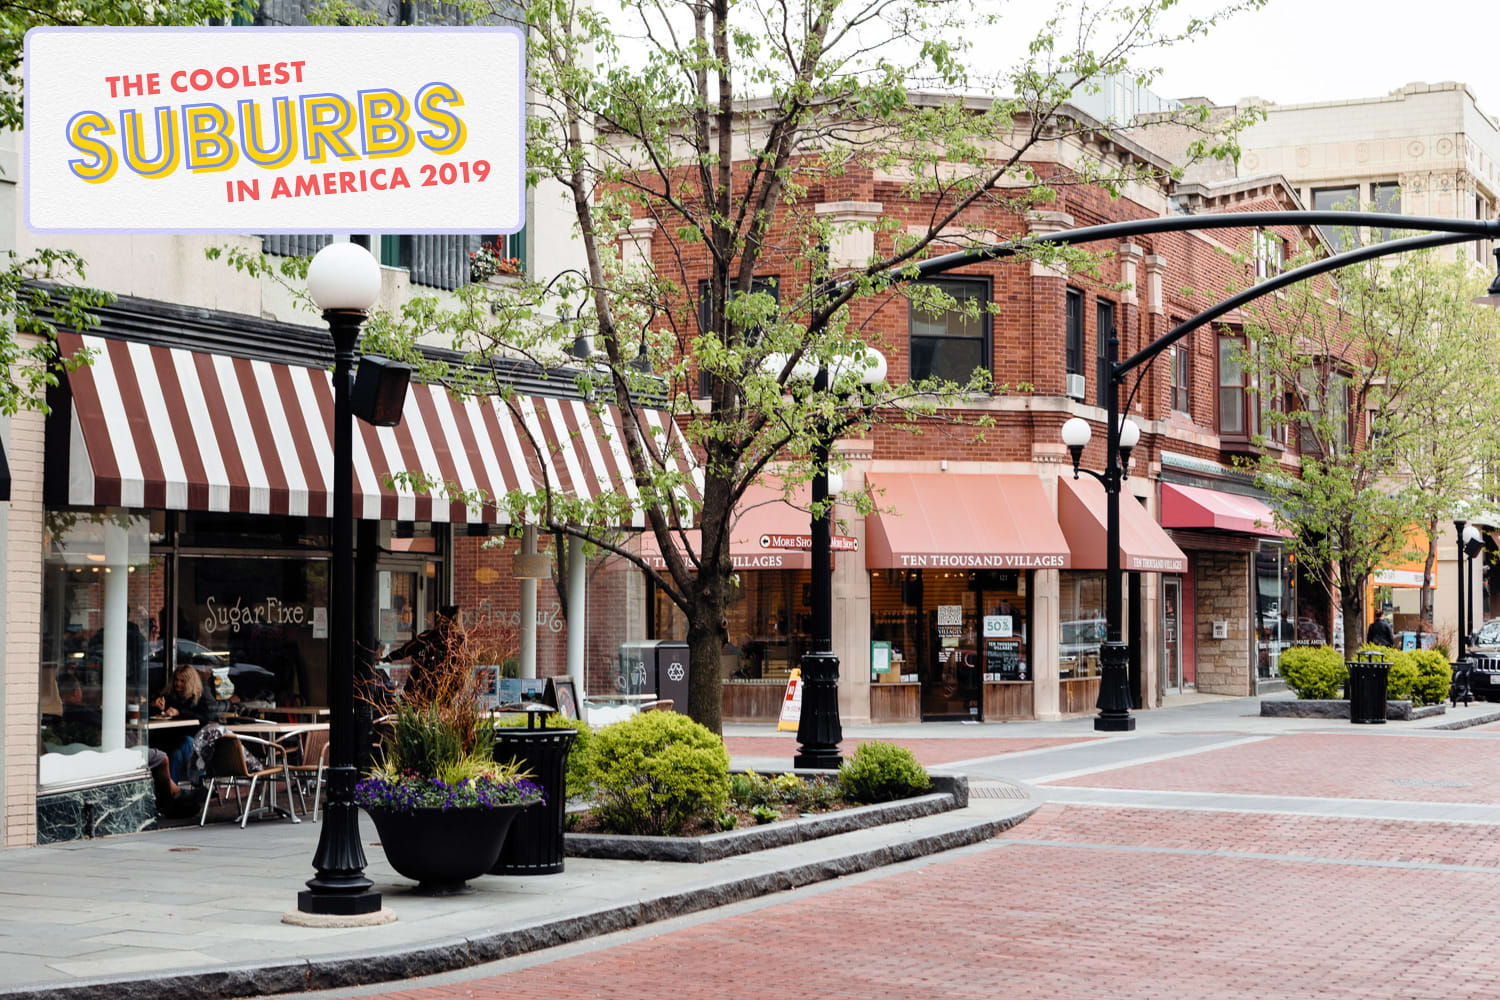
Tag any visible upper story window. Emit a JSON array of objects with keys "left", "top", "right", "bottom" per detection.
[
  {"left": 1095, "top": 299, "right": 1116, "bottom": 406},
  {"left": 699, "top": 277, "right": 779, "bottom": 397},
  {"left": 1297, "top": 367, "right": 1352, "bottom": 457},
  {"left": 908, "top": 277, "right": 991, "bottom": 384},
  {"left": 1372, "top": 183, "right": 1401, "bottom": 243},
  {"left": 1312, "top": 186, "right": 1361, "bottom": 253},
  {"left": 1065, "top": 288, "right": 1085, "bottom": 377},
  {"left": 1169, "top": 341, "right": 1190, "bottom": 414},
  {"left": 1217, "top": 334, "right": 1254, "bottom": 440},
  {"left": 1253, "top": 231, "right": 1283, "bottom": 279},
  {"left": 1259, "top": 372, "right": 1287, "bottom": 448}
]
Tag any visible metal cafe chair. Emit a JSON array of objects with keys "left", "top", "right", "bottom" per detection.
[
  {"left": 283, "top": 727, "right": 330, "bottom": 822},
  {"left": 198, "top": 732, "right": 300, "bottom": 829}
]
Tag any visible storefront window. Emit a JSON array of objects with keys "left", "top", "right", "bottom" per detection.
[
  {"left": 651, "top": 570, "right": 813, "bottom": 682},
  {"left": 1255, "top": 542, "right": 1296, "bottom": 678},
  {"left": 173, "top": 555, "right": 330, "bottom": 706},
  {"left": 1060, "top": 571, "right": 1106, "bottom": 680},
  {"left": 39, "top": 511, "right": 153, "bottom": 778},
  {"left": 871, "top": 569, "right": 1029, "bottom": 720}
]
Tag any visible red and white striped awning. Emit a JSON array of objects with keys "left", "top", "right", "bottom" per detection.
[{"left": 58, "top": 333, "right": 700, "bottom": 526}]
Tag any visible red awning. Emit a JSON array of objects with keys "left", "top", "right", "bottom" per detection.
[
  {"left": 57, "top": 333, "right": 699, "bottom": 526},
  {"left": 1160, "top": 483, "right": 1286, "bottom": 538},
  {"left": 865, "top": 473, "right": 1070, "bottom": 570},
  {"left": 1058, "top": 476, "right": 1188, "bottom": 574},
  {"left": 641, "top": 480, "right": 854, "bottom": 571}
]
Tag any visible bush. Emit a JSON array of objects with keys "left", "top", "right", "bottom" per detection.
[
  {"left": 1409, "top": 650, "right": 1453, "bottom": 706},
  {"left": 1356, "top": 645, "right": 1416, "bottom": 702},
  {"left": 837, "top": 741, "right": 930, "bottom": 804},
  {"left": 583, "top": 712, "right": 729, "bottom": 836},
  {"left": 493, "top": 712, "right": 594, "bottom": 802},
  {"left": 1278, "top": 645, "right": 1348, "bottom": 700},
  {"left": 729, "top": 771, "right": 777, "bottom": 810}
]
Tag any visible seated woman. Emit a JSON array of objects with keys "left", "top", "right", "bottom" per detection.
[{"left": 153, "top": 664, "right": 220, "bottom": 782}]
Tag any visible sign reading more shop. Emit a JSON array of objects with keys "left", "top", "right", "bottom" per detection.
[{"left": 24, "top": 27, "right": 524, "bottom": 233}]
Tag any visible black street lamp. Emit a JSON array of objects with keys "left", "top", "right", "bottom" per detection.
[
  {"left": 1464, "top": 523, "right": 1484, "bottom": 648},
  {"left": 297, "top": 242, "right": 387, "bottom": 918},
  {"left": 1060, "top": 399, "right": 1141, "bottom": 732},
  {"left": 775, "top": 347, "right": 886, "bottom": 769}
]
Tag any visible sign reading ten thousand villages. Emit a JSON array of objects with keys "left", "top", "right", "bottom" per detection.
[{"left": 23, "top": 27, "right": 524, "bottom": 234}]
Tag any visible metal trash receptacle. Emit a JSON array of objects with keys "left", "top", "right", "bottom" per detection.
[
  {"left": 1347, "top": 653, "right": 1390, "bottom": 725},
  {"left": 493, "top": 717, "right": 577, "bottom": 876}
]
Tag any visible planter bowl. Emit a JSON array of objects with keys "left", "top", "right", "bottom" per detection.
[{"left": 365, "top": 802, "right": 528, "bottom": 895}]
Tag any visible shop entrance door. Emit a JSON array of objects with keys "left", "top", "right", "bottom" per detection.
[
  {"left": 1163, "top": 578, "right": 1190, "bottom": 693},
  {"left": 923, "top": 601, "right": 985, "bottom": 720}
]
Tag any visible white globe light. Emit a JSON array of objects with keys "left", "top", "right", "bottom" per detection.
[
  {"left": 760, "top": 352, "right": 818, "bottom": 382},
  {"left": 760, "top": 352, "right": 788, "bottom": 377},
  {"left": 307, "top": 241, "right": 382, "bottom": 311},
  {"left": 826, "top": 468, "right": 844, "bottom": 496},
  {"left": 1118, "top": 418, "right": 1141, "bottom": 449},
  {"left": 1060, "top": 417, "right": 1092, "bottom": 448},
  {"left": 1463, "top": 524, "right": 1483, "bottom": 545},
  {"left": 859, "top": 347, "right": 888, "bottom": 385}
]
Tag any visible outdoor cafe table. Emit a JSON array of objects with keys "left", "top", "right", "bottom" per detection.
[
  {"left": 146, "top": 718, "right": 200, "bottom": 731},
  {"left": 226, "top": 721, "right": 329, "bottom": 738}
]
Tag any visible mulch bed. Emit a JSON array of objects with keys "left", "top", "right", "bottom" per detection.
[{"left": 569, "top": 799, "right": 856, "bottom": 837}]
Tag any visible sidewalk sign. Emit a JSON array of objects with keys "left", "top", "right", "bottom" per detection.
[{"left": 776, "top": 668, "right": 802, "bottom": 732}]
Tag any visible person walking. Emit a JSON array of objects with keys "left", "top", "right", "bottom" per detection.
[{"left": 1366, "top": 609, "right": 1396, "bottom": 648}]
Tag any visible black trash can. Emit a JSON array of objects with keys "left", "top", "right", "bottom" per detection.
[
  {"left": 1347, "top": 653, "right": 1390, "bottom": 725},
  {"left": 492, "top": 721, "right": 577, "bottom": 876}
]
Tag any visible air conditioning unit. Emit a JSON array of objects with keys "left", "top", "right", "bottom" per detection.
[{"left": 1065, "top": 373, "right": 1086, "bottom": 400}]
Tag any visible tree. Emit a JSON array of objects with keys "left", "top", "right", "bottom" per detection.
[
  {"left": 1383, "top": 257, "right": 1500, "bottom": 640},
  {"left": 1235, "top": 240, "right": 1489, "bottom": 648},
  {"left": 221, "top": 0, "right": 1264, "bottom": 732},
  {"left": 0, "top": 0, "right": 235, "bottom": 415}
]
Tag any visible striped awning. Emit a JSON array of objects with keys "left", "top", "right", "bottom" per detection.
[{"left": 58, "top": 333, "right": 700, "bottom": 525}]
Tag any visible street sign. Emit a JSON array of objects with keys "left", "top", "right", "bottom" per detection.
[
  {"left": 758, "top": 533, "right": 858, "bottom": 551},
  {"left": 24, "top": 27, "right": 525, "bottom": 234}
]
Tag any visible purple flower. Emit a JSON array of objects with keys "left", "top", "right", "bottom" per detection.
[{"left": 354, "top": 772, "right": 546, "bottom": 813}]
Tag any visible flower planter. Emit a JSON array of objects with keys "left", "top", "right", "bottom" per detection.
[{"left": 365, "top": 802, "right": 527, "bottom": 895}]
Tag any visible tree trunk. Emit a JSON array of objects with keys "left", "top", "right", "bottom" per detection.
[
  {"left": 1341, "top": 568, "right": 1364, "bottom": 655},
  {"left": 1418, "top": 517, "right": 1438, "bottom": 642},
  {"left": 685, "top": 606, "right": 726, "bottom": 734}
]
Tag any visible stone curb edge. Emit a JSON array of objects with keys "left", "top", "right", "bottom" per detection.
[
  {"left": 567, "top": 775, "right": 967, "bottom": 863},
  {"left": 0, "top": 801, "right": 1036, "bottom": 1000},
  {"left": 1428, "top": 709, "right": 1500, "bottom": 730}
]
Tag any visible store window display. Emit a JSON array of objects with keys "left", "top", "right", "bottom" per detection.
[{"left": 870, "top": 569, "right": 1030, "bottom": 720}]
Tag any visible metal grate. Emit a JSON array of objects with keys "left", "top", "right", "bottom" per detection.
[{"left": 969, "top": 781, "right": 1029, "bottom": 800}]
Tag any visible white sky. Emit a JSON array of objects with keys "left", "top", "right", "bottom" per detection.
[{"left": 1000, "top": 0, "right": 1500, "bottom": 114}]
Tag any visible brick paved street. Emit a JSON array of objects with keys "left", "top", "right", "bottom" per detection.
[{"left": 301, "top": 726, "right": 1500, "bottom": 1000}]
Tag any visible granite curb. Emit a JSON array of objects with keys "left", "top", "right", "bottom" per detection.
[
  {"left": 0, "top": 793, "right": 1031, "bottom": 1000},
  {"left": 1428, "top": 708, "right": 1500, "bottom": 730},
  {"left": 567, "top": 775, "right": 968, "bottom": 863},
  {"left": 1259, "top": 699, "right": 1445, "bottom": 721}
]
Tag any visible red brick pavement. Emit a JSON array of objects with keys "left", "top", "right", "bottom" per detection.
[
  {"left": 725, "top": 736, "right": 1095, "bottom": 767},
  {"left": 363, "top": 802, "right": 1500, "bottom": 1000},
  {"left": 1048, "top": 732, "right": 1500, "bottom": 803}
]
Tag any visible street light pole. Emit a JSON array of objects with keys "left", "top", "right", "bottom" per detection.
[
  {"left": 1061, "top": 376, "right": 1140, "bottom": 732},
  {"left": 298, "top": 243, "right": 384, "bottom": 918},
  {"left": 1456, "top": 519, "right": 1468, "bottom": 661},
  {"left": 795, "top": 363, "right": 840, "bottom": 770}
]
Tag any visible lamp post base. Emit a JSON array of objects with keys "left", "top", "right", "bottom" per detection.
[
  {"left": 296, "top": 889, "right": 385, "bottom": 916},
  {"left": 794, "top": 649, "right": 843, "bottom": 769},
  {"left": 1094, "top": 641, "right": 1135, "bottom": 733}
]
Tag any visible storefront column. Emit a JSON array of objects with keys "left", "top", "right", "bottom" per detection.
[
  {"left": 519, "top": 525, "right": 538, "bottom": 679},
  {"left": 1032, "top": 568, "right": 1062, "bottom": 720},
  {"left": 3, "top": 397, "right": 45, "bottom": 847},
  {"left": 1139, "top": 573, "right": 1160, "bottom": 709},
  {"left": 834, "top": 450, "right": 872, "bottom": 724},
  {"left": 99, "top": 522, "right": 130, "bottom": 752},
  {"left": 566, "top": 534, "right": 586, "bottom": 696}
]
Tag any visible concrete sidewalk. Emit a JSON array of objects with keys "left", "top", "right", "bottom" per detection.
[{"left": 0, "top": 779, "right": 1034, "bottom": 1000}]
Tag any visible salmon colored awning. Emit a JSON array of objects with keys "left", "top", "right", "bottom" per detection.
[
  {"left": 1160, "top": 483, "right": 1286, "bottom": 538},
  {"left": 641, "top": 480, "right": 855, "bottom": 571},
  {"left": 1058, "top": 476, "right": 1188, "bottom": 574},
  {"left": 865, "top": 473, "right": 1070, "bottom": 570}
]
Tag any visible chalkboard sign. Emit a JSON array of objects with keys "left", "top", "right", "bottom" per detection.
[{"left": 985, "top": 639, "right": 1024, "bottom": 681}]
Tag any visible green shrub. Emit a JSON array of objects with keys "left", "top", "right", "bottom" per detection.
[
  {"left": 749, "top": 804, "right": 779, "bottom": 825},
  {"left": 729, "top": 772, "right": 777, "bottom": 809},
  {"left": 583, "top": 712, "right": 730, "bottom": 836},
  {"left": 1409, "top": 650, "right": 1453, "bottom": 706},
  {"left": 715, "top": 809, "right": 739, "bottom": 831},
  {"left": 493, "top": 712, "right": 594, "bottom": 801},
  {"left": 1356, "top": 645, "right": 1416, "bottom": 702},
  {"left": 1278, "top": 645, "right": 1348, "bottom": 700},
  {"left": 837, "top": 741, "right": 930, "bottom": 804}
]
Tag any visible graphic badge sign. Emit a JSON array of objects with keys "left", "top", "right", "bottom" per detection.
[{"left": 24, "top": 27, "right": 525, "bottom": 234}]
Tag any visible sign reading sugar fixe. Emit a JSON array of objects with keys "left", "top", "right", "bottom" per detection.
[{"left": 24, "top": 27, "right": 524, "bottom": 233}]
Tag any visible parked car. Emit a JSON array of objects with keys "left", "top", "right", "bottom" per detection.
[
  {"left": 1469, "top": 619, "right": 1500, "bottom": 654},
  {"left": 147, "top": 640, "right": 278, "bottom": 702}
]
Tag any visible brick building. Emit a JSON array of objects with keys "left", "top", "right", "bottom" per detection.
[{"left": 629, "top": 104, "right": 1331, "bottom": 723}]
